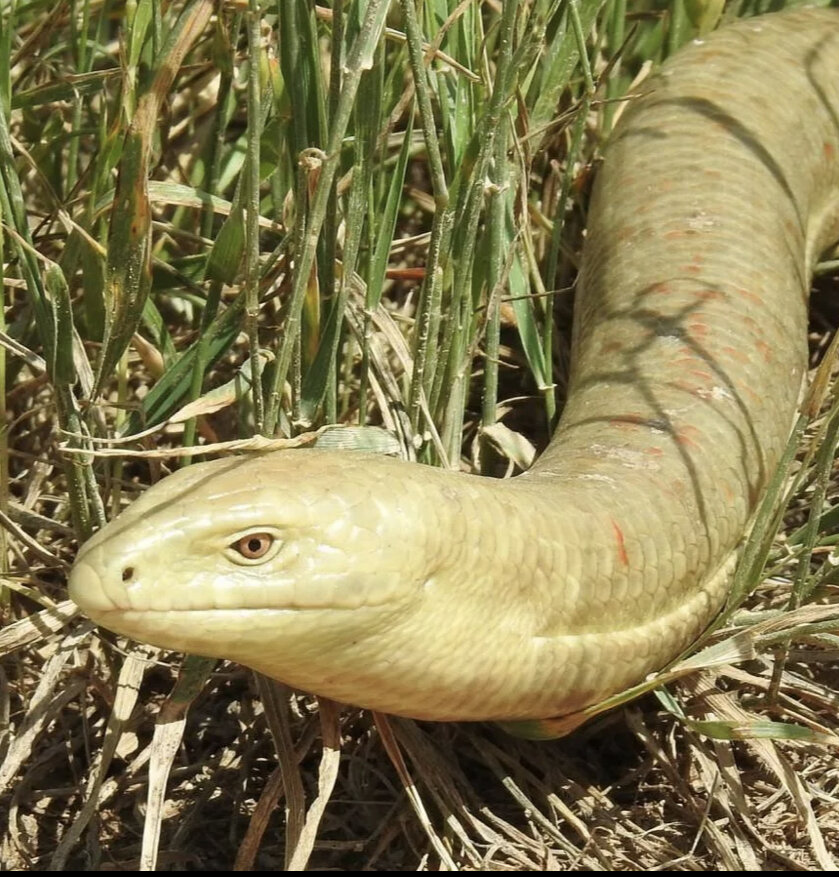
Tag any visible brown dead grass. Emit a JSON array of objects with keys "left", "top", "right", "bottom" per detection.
[{"left": 2, "top": 1, "right": 839, "bottom": 871}]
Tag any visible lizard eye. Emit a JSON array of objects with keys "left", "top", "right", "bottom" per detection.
[
  {"left": 235, "top": 533, "right": 272, "bottom": 558},
  {"left": 230, "top": 532, "right": 276, "bottom": 562}
]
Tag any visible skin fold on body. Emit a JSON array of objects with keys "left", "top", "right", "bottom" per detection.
[{"left": 69, "top": 8, "right": 839, "bottom": 728}]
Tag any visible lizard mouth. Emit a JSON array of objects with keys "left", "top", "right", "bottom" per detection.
[{"left": 68, "top": 559, "right": 373, "bottom": 616}]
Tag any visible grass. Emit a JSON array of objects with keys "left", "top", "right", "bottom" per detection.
[{"left": 1, "top": 0, "right": 838, "bottom": 869}]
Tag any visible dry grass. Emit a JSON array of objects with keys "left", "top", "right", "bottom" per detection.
[{"left": 2, "top": 0, "right": 839, "bottom": 870}]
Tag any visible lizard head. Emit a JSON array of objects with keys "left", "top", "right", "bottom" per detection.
[{"left": 68, "top": 451, "right": 451, "bottom": 706}]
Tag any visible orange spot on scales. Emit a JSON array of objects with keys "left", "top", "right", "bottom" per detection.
[
  {"left": 611, "top": 519, "right": 629, "bottom": 567},
  {"left": 651, "top": 282, "right": 673, "bottom": 295},
  {"left": 741, "top": 384, "right": 761, "bottom": 405},
  {"left": 756, "top": 340, "right": 773, "bottom": 362},
  {"left": 722, "top": 346, "right": 750, "bottom": 364},
  {"left": 671, "top": 379, "right": 699, "bottom": 394},
  {"left": 675, "top": 425, "right": 702, "bottom": 448},
  {"left": 735, "top": 286, "right": 762, "bottom": 305},
  {"left": 689, "top": 369, "right": 713, "bottom": 382}
]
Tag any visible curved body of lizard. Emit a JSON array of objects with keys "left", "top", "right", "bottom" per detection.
[{"left": 69, "top": 9, "right": 839, "bottom": 725}]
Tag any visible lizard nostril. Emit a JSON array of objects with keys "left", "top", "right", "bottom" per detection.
[{"left": 121, "top": 566, "right": 135, "bottom": 582}]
